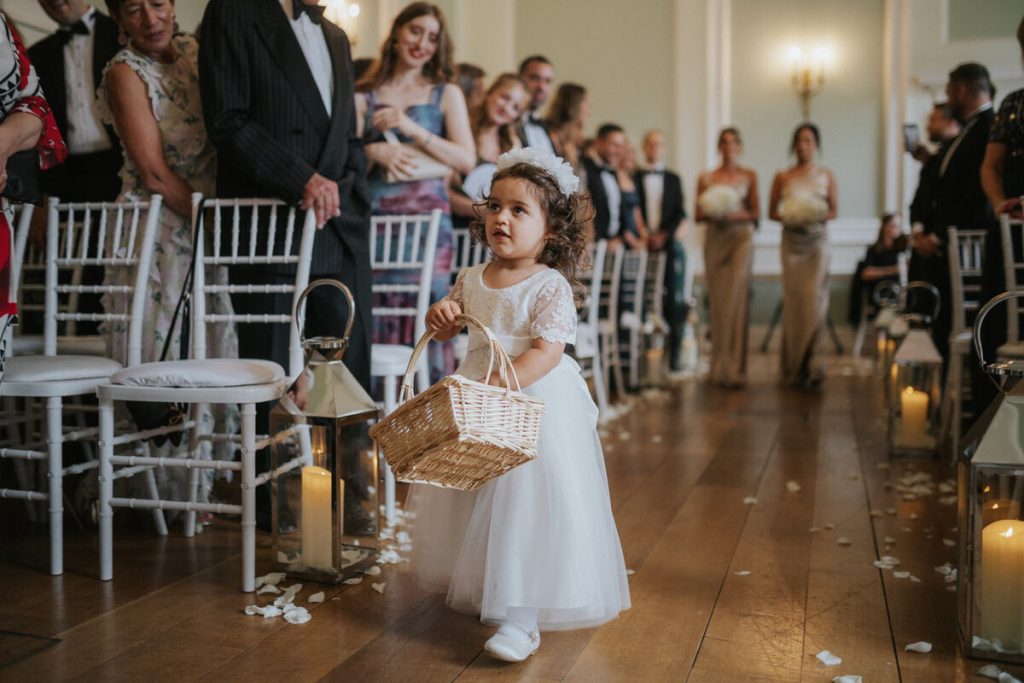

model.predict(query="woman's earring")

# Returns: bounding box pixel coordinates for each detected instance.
[118,27,128,46]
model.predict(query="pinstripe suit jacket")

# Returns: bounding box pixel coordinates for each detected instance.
[198,0,370,274]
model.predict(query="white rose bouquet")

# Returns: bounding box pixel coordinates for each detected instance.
[778,191,829,226]
[698,184,743,220]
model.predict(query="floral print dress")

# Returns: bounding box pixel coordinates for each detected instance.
[97,35,238,505]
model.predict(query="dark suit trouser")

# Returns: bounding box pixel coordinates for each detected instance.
[229,247,372,524]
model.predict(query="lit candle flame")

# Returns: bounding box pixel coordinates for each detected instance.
[1004,526,1015,539]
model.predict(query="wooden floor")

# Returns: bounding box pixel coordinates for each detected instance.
[2,349,1021,682]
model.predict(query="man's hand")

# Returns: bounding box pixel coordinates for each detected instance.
[997,197,1023,218]
[647,232,667,251]
[302,172,340,228]
[913,232,941,258]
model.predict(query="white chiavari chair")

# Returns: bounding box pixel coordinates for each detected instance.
[97,195,316,592]
[449,227,490,365]
[617,249,648,390]
[641,250,669,386]
[369,209,441,526]
[999,214,1024,360]
[591,245,625,401]
[575,239,608,414]
[941,228,986,458]
[1,196,164,575]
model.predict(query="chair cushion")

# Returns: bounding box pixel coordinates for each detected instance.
[575,322,596,358]
[5,355,122,382]
[13,334,108,356]
[111,359,285,388]
[998,341,1024,360]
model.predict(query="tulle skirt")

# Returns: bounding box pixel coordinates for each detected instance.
[408,353,631,631]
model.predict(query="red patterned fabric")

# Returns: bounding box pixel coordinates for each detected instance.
[6,18,67,169]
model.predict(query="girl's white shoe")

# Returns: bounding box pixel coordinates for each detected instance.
[483,623,541,662]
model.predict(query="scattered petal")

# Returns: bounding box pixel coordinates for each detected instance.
[946,585,957,592]
[809,527,822,533]
[283,605,311,624]
[869,509,883,518]
[910,513,919,520]
[786,480,802,493]
[943,538,956,548]
[244,604,283,619]
[343,577,363,586]
[886,508,897,516]
[626,568,636,575]
[848,474,862,482]
[308,591,325,604]
[734,570,752,576]
[396,531,411,544]
[363,565,382,576]
[873,556,901,570]
[273,583,302,607]
[940,495,958,505]
[257,584,281,595]
[651,435,663,443]
[824,523,836,531]
[743,496,759,505]
[904,641,932,653]
[833,676,862,683]
[837,537,852,546]
[816,650,842,666]
[910,575,922,583]
[371,582,386,594]
[276,551,290,563]
[893,571,910,579]
[254,572,286,589]
[978,665,1003,680]
[884,536,896,545]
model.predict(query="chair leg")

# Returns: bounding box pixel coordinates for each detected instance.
[592,351,609,415]
[240,402,257,593]
[630,329,640,389]
[184,403,203,538]
[143,466,168,537]
[45,396,63,576]
[382,375,397,527]
[98,398,115,581]
[610,336,625,398]
[950,354,964,462]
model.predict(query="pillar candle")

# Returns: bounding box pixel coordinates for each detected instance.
[301,465,333,570]
[899,387,929,447]
[981,520,1024,652]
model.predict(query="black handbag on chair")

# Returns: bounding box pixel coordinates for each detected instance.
[3,148,43,205]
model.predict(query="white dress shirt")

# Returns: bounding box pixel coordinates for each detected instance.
[281,0,333,116]
[522,112,555,154]
[591,154,621,237]
[62,7,112,155]
[642,164,665,232]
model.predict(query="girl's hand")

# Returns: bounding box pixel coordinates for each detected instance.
[426,299,462,333]
[371,107,416,136]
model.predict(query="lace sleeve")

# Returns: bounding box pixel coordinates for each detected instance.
[447,268,467,308]
[530,274,577,345]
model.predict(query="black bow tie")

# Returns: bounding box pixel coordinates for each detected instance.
[293,0,325,25]
[57,20,89,45]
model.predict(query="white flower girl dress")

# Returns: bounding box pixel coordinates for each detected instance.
[409,263,631,630]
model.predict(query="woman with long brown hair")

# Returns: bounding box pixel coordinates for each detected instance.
[355,2,475,379]
[544,83,589,170]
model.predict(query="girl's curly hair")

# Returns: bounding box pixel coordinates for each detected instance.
[469,163,595,305]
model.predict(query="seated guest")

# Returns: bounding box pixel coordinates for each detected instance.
[517,54,555,154]
[455,62,486,112]
[99,0,237,506]
[848,213,907,326]
[544,82,588,170]
[582,123,629,249]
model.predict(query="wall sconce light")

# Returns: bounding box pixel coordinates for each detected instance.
[788,45,828,119]
[320,0,360,44]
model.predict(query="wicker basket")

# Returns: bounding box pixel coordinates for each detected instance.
[368,315,545,491]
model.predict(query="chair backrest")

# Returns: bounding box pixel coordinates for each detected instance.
[644,250,667,324]
[451,227,488,275]
[598,245,625,326]
[948,227,986,334]
[11,204,52,331]
[191,194,317,377]
[620,249,648,321]
[369,210,442,346]
[10,203,34,295]
[45,196,162,364]
[1001,215,1024,342]
[579,240,608,328]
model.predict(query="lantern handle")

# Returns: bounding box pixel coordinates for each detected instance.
[293,278,356,346]
[901,280,941,322]
[974,290,1024,373]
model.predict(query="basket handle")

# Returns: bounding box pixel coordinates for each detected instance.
[400,314,523,401]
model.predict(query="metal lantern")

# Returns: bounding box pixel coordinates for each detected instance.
[873,280,902,372]
[270,280,380,583]
[959,291,1024,663]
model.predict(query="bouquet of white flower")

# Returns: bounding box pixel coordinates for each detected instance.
[698,184,743,220]
[778,191,829,226]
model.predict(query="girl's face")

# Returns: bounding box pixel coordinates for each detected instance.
[485,178,548,262]
[394,15,440,71]
[883,216,902,243]
[115,0,175,57]
[794,128,818,163]
[485,83,527,127]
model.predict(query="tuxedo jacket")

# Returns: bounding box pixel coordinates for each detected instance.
[581,155,627,241]
[28,11,122,196]
[198,0,371,275]
[633,167,686,237]
[929,108,996,240]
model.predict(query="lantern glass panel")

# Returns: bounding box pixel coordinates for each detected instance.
[887,330,941,457]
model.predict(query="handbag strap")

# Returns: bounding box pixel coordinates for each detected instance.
[159,198,205,362]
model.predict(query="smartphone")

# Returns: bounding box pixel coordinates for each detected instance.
[903,124,921,153]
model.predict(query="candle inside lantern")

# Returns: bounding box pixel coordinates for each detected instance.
[983,499,1022,528]
[877,335,886,362]
[899,386,929,447]
[981,520,1024,652]
[301,465,333,570]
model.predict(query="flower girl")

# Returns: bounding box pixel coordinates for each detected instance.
[412,148,631,662]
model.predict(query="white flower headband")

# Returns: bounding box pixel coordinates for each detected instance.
[495,148,581,197]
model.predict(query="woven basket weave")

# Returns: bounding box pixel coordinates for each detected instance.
[369,315,545,491]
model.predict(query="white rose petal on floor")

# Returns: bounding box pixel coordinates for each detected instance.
[308,591,325,604]
[816,650,842,666]
[283,604,311,625]
[832,676,863,683]
[371,582,387,594]
[254,572,286,589]
[256,584,281,595]
[786,481,802,493]
[343,576,363,586]
[837,537,852,546]
[903,641,932,653]
[363,565,382,576]
[734,570,752,576]
[743,497,758,505]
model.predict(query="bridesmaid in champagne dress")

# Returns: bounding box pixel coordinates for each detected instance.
[696,127,758,388]
[769,123,838,389]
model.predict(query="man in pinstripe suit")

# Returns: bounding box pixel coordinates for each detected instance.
[199,0,373,531]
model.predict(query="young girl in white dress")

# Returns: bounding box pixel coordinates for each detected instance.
[413,148,631,662]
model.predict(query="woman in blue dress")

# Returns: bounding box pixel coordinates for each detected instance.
[355,2,475,380]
